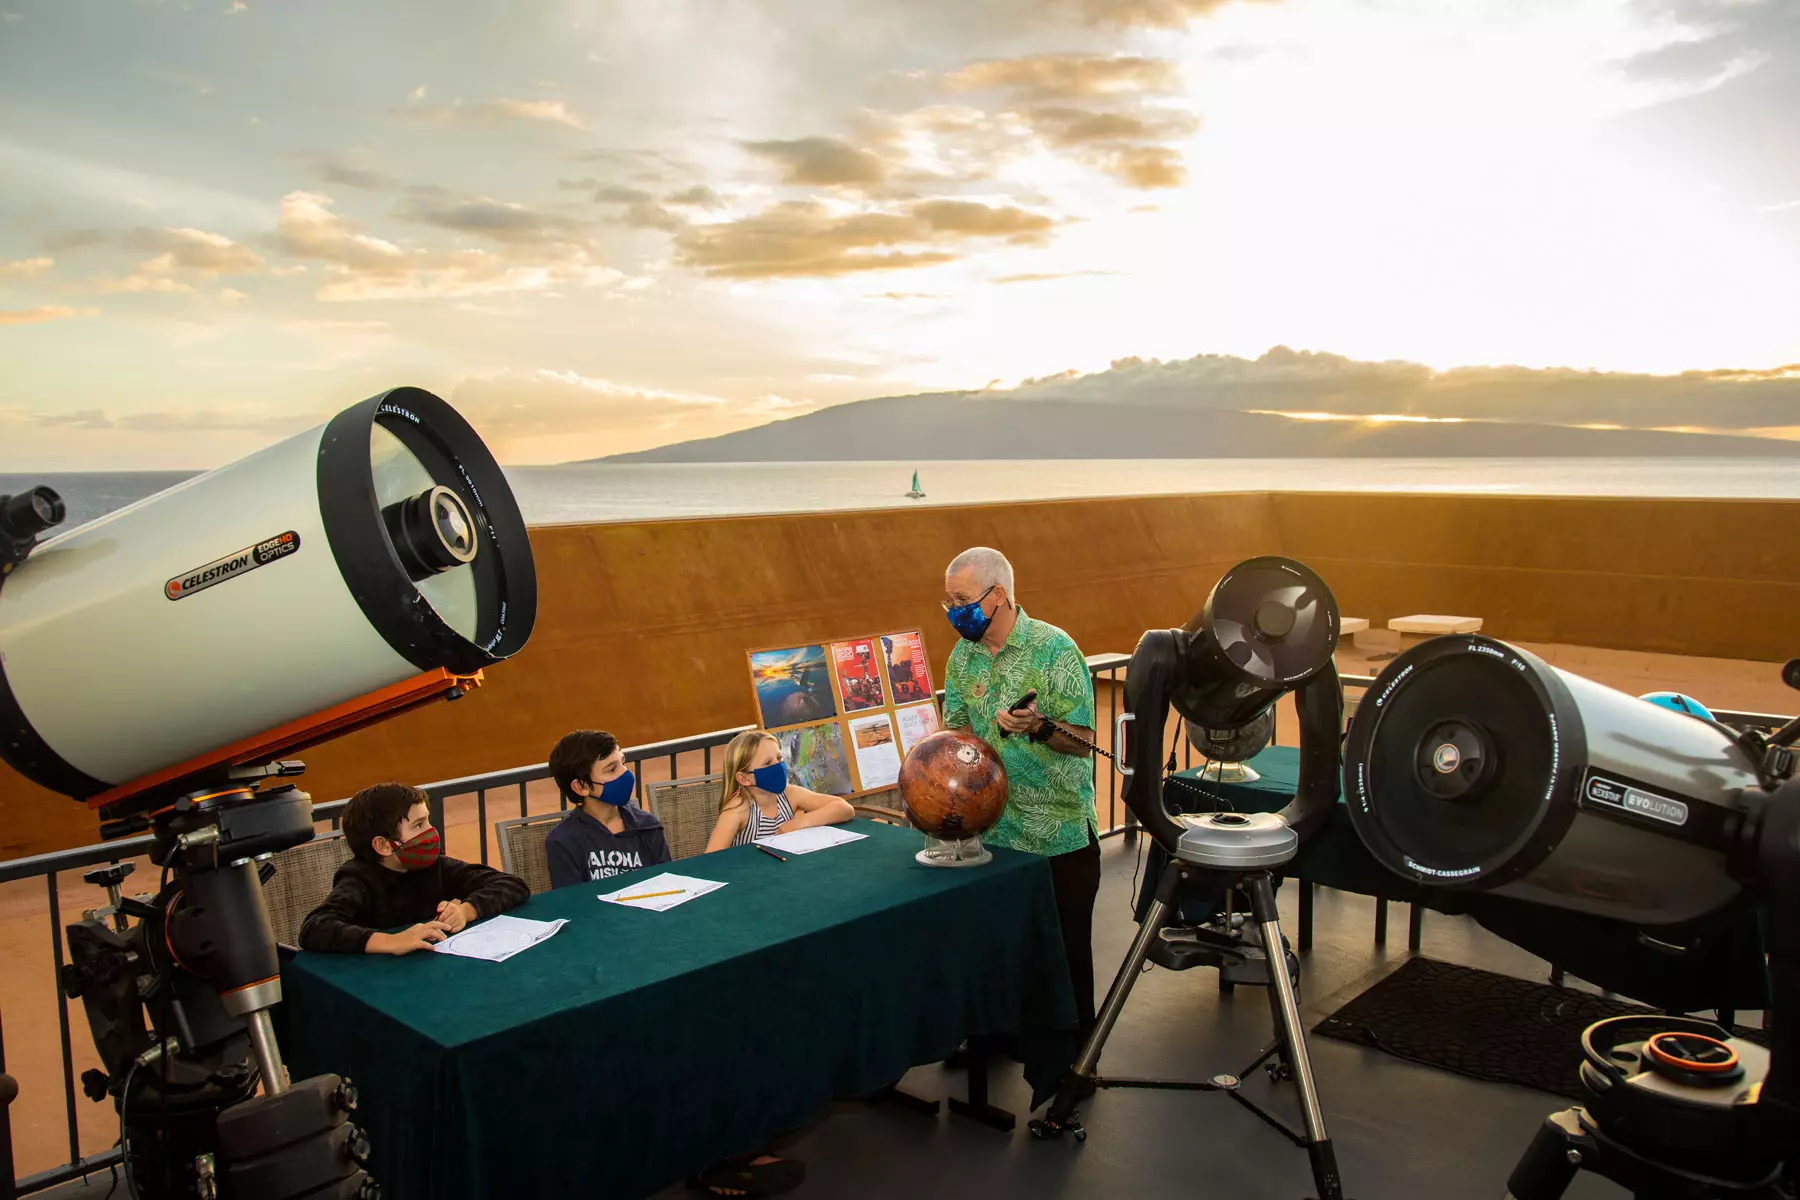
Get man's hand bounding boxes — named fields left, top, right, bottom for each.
left=995, top=698, right=1042, bottom=737
left=366, top=922, right=452, bottom=955
left=435, top=899, right=477, bottom=933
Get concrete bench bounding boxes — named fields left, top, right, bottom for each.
left=1389, top=614, right=1483, bottom=652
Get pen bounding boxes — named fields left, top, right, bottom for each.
left=616, top=888, right=686, bottom=902
left=755, top=843, right=788, bottom=862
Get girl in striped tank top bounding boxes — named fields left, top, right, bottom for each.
left=704, top=730, right=855, bottom=854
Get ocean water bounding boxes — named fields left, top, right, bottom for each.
left=4, top=458, right=1796, bottom=533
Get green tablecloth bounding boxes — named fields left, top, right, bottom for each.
left=1147, top=747, right=1768, bottom=1013
left=279, top=821, right=1077, bottom=1200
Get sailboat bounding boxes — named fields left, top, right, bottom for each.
left=904, top=469, right=925, bottom=499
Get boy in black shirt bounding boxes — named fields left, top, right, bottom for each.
left=300, top=782, right=530, bottom=955
left=544, top=730, right=672, bottom=889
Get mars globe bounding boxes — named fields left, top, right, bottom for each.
left=899, top=730, right=1007, bottom=839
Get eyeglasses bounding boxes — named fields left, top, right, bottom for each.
left=942, top=585, right=996, bottom=613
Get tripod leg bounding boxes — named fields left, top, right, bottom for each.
left=1246, top=873, right=1344, bottom=1200
left=1038, top=861, right=1179, bottom=1126
left=1502, top=1109, right=1586, bottom=1200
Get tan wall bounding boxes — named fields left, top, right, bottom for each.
left=5, top=489, right=1796, bottom=859
left=1276, top=493, right=1800, bottom=661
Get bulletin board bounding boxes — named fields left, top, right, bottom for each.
left=744, top=629, right=942, bottom=798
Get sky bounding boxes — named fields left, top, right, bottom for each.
left=1, top=0, right=1796, bottom=468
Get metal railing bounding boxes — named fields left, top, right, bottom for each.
left=1, top=656, right=1143, bottom=1195
left=2, top=657, right=1789, bottom=1195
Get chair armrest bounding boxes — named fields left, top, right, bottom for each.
left=853, top=804, right=909, bottom=826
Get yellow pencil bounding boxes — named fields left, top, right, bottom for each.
left=616, top=888, right=685, bottom=902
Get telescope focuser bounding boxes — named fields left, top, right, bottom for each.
left=0, top=486, right=66, bottom=572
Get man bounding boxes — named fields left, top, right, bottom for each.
left=941, top=546, right=1100, bottom=1035
left=545, top=729, right=672, bottom=889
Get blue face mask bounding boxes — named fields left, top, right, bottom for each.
left=587, top=769, right=636, bottom=807
left=946, top=586, right=997, bottom=642
left=751, top=762, right=788, bottom=794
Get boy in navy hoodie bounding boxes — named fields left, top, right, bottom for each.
left=544, top=729, right=672, bottom=889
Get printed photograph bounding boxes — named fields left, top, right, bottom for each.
left=848, top=712, right=902, bottom=790
left=832, top=637, right=887, bottom=713
left=774, top=721, right=854, bottom=797
left=881, top=631, right=933, bottom=705
left=749, top=644, right=837, bottom=728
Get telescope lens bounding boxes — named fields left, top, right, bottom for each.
left=383, top=486, right=479, bottom=581
left=1358, top=652, right=1554, bottom=874
left=433, top=491, right=474, bottom=558
left=0, top=486, right=66, bottom=539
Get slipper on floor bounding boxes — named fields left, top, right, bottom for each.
left=694, top=1157, right=806, bottom=1196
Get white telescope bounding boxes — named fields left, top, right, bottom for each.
left=0, top=386, right=536, bottom=806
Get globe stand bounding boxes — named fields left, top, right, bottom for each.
left=1203, top=759, right=1261, bottom=784
left=916, top=834, right=993, bottom=868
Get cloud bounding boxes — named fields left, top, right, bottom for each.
left=936, top=53, right=1198, bottom=189
left=95, top=268, right=195, bottom=294
left=743, top=137, right=889, bottom=187
left=664, top=185, right=723, bottom=208
left=393, top=193, right=592, bottom=244
left=129, top=227, right=265, bottom=275
left=41, top=229, right=108, bottom=253
left=672, top=198, right=1054, bottom=279
left=34, top=409, right=113, bottom=428
left=992, top=269, right=1126, bottom=283
left=587, top=186, right=686, bottom=231
left=224, top=1, right=247, bottom=13
left=272, top=190, right=620, bottom=301
left=1021, top=104, right=1199, bottom=187
left=295, top=151, right=400, bottom=192
left=0, top=305, right=100, bottom=325
left=1066, top=0, right=1273, bottom=29
left=84, top=227, right=263, bottom=295
left=945, top=53, right=1181, bottom=101
left=401, top=98, right=586, bottom=131
left=1008, top=345, right=1800, bottom=432
left=219, top=287, right=249, bottom=304
left=449, top=368, right=812, bottom=461
left=1, top=256, right=53, bottom=276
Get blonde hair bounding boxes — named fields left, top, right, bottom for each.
left=719, top=729, right=778, bottom=815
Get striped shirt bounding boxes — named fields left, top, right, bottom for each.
left=731, top=792, right=794, bottom=846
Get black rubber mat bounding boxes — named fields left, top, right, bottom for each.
left=1311, top=957, right=1765, bottom=1101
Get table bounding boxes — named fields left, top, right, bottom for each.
left=1144, top=748, right=1768, bottom=1014
left=278, top=820, right=1078, bottom=1200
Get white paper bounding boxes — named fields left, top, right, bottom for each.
left=431, top=914, right=568, bottom=963
left=848, top=712, right=902, bottom=789
left=755, top=826, right=869, bottom=855
left=598, top=872, right=728, bottom=913
left=895, top=702, right=941, bottom=754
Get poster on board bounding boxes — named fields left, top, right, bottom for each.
left=880, top=631, right=933, bottom=705
left=848, top=712, right=902, bottom=790
left=748, top=644, right=838, bottom=729
left=894, top=702, right=941, bottom=755
left=832, top=637, right=886, bottom=713
left=773, top=722, right=856, bottom=796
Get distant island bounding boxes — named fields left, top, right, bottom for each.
left=587, top=347, right=1800, bottom=463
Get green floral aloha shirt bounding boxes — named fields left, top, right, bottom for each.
left=942, top=608, right=1097, bottom=857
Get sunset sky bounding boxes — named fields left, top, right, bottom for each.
left=1, top=0, right=1796, bottom=467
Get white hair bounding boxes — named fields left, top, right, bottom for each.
left=947, top=546, right=1015, bottom=596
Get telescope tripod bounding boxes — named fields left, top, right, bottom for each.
left=1028, top=846, right=1349, bottom=1200
left=62, top=777, right=381, bottom=1199
left=1507, top=773, right=1800, bottom=1200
